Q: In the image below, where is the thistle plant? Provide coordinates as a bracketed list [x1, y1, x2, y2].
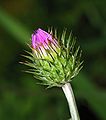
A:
[23, 28, 83, 120]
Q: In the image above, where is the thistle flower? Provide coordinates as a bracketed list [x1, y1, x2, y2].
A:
[23, 28, 83, 120]
[23, 28, 83, 88]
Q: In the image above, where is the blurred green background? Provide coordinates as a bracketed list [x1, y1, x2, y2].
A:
[0, 0, 106, 120]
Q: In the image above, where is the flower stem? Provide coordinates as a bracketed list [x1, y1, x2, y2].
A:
[62, 83, 80, 120]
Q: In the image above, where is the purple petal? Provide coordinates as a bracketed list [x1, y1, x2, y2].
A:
[32, 28, 53, 49]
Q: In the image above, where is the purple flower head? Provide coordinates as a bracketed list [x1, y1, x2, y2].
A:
[24, 28, 83, 87]
[32, 28, 57, 49]
[31, 28, 59, 59]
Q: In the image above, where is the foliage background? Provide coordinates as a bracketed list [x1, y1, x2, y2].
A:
[0, 0, 106, 120]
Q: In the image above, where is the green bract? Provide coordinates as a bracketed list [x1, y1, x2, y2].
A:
[23, 29, 83, 88]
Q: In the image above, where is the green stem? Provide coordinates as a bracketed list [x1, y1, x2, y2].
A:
[62, 83, 80, 120]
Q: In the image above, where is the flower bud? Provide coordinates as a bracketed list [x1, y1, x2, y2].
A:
[23, 28, 83, 88]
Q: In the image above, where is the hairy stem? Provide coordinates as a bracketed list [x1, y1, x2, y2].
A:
[62, 83, 80, 120]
